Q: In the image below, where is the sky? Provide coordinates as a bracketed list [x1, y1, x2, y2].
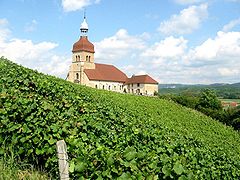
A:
[0, 0, 240, 84]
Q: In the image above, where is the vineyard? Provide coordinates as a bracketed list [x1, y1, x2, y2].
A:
[1, 57, 240, 179]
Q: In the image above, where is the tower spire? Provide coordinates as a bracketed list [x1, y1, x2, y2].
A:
[80, 10, 88, 36]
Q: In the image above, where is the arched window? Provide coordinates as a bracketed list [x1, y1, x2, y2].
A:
[86, 56, 88, 62]
[76, 73, 79, 79]
[78, 55, 80, 61]
[108, 85, 111, 90]
[89, 56, 91, 62]
[103, 85, 105, 89]
[95, 85, 98, 89]
[76, 56, 77, 61]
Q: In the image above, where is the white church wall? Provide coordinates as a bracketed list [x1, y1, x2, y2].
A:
[90, 80, 125, 93]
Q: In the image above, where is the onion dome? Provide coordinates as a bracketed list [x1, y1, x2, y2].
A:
[80, 18, 88, 32]
[80, 12, 88, 36]
[72, 36, 95, 53]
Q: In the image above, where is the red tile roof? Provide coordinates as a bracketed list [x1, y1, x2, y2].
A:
[84, 63, 128, 82]
[72, 36, 95, 53]
[230, 102, 238, 107]
[125, 75, 158, 84]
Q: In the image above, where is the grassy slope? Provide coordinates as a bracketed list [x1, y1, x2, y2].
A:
[1, 58, 240, 179]
[0, 157, 49, 180]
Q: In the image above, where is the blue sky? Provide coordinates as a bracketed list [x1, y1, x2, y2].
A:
[0, 0, 240, 84]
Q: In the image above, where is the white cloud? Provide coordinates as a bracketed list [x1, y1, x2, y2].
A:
[188, 31, 240, 62]
[37, 55, 71, 77]
[123, 36, 189, 83]
[128, 30, 240, 84]
[181, 31, 240, 82]
[94, 27, 240, 83]
[218, 68, 239, 76]
[24, 19, 38, 32]
[0, 18, 70, 78]
[141, 36, 187, 59]
[174, 0, 205, 5]
[158, 3, 208, 35]
[222, 18, 240, 32]
[62, 0, 100, 12]
[94, 29, 146, 62]
[1, 39, 58, 63]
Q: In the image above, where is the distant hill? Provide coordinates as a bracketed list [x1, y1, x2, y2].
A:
[159, 82, 240, 98]
[159, 82, 240, 89]
[1, 58, 240, 179]
[230, 82, 240, 88]
[159, 84, 203, 89]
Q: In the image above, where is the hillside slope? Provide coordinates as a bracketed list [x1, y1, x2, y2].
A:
[1, 58, 240, 179]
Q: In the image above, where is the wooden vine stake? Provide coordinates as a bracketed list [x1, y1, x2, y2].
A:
[57, 140, 69, 180]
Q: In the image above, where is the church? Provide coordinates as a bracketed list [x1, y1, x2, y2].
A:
[66, 16, 158, 96]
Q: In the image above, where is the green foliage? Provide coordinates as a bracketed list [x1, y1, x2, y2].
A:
[197, 89, 222, 110]
[159, 89, 240, 130]
[159, 94, 199, 109]
[1, 58, 240, 179]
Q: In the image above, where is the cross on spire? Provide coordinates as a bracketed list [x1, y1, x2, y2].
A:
[84, 9, 86, 19]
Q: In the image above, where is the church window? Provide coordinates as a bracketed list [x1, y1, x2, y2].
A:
[108, 85, 111, 90]
[95, 85, 98, 89]
[137, 83, 140, 87]
[86, 56, 88, 61]
[76, 73, 79, 79]
[89, 56, 91, 62]
[78, 55, 80, 61]
[76, 56, 77, 61]
[103, 85, 105, 89]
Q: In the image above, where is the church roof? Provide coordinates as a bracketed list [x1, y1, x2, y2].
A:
[84, 63, 128, 82]
[72, 36, 94, 53]
[125, 75, 158, 84]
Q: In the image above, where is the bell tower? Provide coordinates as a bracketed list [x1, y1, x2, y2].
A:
[67, 12, 95, 84]
[72, 12, 95, 69]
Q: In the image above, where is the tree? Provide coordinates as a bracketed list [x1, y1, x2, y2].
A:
[197, 89, 222, 110]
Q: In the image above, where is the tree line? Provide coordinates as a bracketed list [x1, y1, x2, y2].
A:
[159, 84, 240, 99]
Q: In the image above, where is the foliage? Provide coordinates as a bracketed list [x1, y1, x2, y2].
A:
[1, 58, 240, 179]
[159, 94, 199, 109]
[159, 90, 240, 130]
[197, 89, 222, 110]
